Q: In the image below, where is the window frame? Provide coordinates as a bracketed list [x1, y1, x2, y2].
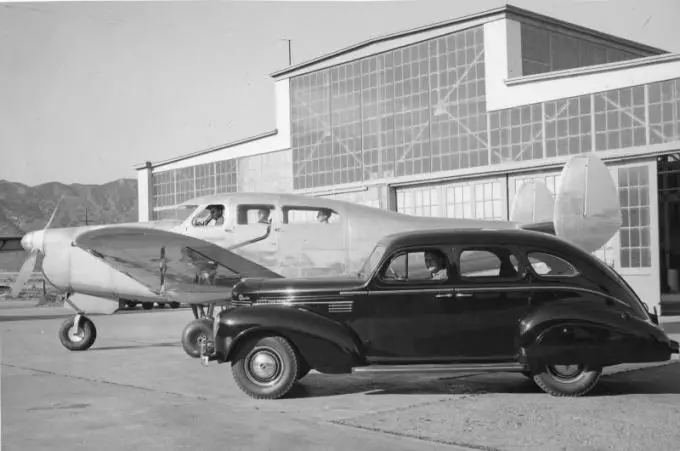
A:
[235, 204, 276, 225]
[281, 205, 339, 224]
[453, 245, 525, 282]
[524, 250, 581, 279]
[377, 245, 452, 286]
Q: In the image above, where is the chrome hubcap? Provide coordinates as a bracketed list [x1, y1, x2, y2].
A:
[548, 364, 584, 382]
[247, 349, 281, 384]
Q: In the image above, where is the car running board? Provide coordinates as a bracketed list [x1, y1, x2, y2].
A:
[351, 362, 524, 374]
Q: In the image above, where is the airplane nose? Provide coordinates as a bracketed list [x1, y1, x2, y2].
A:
[20, 233, 33, 251]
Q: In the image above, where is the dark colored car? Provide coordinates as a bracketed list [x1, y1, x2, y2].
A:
[199, 228, 679, 400]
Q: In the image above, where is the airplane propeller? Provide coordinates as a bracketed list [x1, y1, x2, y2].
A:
[159, 246, 167, 293]
[10, 195, 65, 298]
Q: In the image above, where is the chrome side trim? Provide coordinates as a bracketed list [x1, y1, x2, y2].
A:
[352, 362, 523, 374]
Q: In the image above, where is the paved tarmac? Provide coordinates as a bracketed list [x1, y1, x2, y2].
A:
[2, 300, 680, 451]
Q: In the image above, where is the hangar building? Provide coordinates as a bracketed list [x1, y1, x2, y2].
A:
[134, 4, 680, 313]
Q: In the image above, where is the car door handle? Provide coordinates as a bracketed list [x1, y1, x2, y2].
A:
[435, 292, 454, 298]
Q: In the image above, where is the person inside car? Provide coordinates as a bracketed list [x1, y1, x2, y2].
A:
[424, 251, 448, 280]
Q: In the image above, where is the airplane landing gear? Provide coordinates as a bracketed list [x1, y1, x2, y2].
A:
[181, 303, 216, 358]
[58, 314, 97, 351]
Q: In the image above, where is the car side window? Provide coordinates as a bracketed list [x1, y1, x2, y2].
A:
[527, 252, 579, 277]
[381, 249, 449, 283]
[458, 247, 520, 279]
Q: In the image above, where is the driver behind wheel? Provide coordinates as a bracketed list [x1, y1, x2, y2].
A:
[424, 251, 448, 280]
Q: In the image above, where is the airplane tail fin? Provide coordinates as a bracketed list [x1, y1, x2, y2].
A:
[512, 153, 622, 254]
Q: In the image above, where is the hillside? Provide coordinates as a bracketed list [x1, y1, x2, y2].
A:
[0, 178, 138, 272]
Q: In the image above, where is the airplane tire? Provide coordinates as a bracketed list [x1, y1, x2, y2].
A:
[231, 335, 299, 400]
[58, 317, 97, 351]
[181, 318, 213, 358]
[142, 302, 154, 310]
[532, 364, 601, 397]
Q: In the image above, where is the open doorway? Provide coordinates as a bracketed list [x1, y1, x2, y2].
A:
[658, 153, 680, 314]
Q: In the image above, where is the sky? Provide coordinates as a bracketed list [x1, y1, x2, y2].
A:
[1, 0, 679, 187]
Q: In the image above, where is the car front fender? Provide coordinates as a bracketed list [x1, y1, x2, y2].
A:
[517, 301, 673, 368]
[218, 305, 365, 374]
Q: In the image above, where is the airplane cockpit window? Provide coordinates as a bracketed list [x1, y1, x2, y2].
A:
[283, 206, 339, 224]
[191, 204, 226, 227]
[236, 204, 275, 225]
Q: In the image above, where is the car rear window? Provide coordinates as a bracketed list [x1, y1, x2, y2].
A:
[527, 252, 579, 277]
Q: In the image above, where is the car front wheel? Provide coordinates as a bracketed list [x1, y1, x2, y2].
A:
[532, 364, 601, 397]
[231, 335, 299, 400]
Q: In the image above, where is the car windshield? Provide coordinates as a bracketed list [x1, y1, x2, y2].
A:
[357, 243, 387, 281]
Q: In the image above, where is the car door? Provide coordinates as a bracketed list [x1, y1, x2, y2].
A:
[444, 245, 533, 360]
[349, 245, 470, 363]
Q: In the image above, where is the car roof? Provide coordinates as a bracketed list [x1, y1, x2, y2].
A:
[379, 228, 584, 256]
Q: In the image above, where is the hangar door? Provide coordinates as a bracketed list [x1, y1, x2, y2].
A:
[508, 160, 660, 311]
[395, 177, 508, 221]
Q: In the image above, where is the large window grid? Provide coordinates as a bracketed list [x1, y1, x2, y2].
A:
[291, 24, 680, 191]
[291, 25, 487, 190]
[396, 178, 505, 221]
[520, 22, 642, 76]
[618, 166, 652, 268]
[150, 158, 239, 218]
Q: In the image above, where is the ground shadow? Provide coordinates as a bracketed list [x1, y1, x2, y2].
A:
[89, 342, 181, 351]
[283, 363, 680, 399]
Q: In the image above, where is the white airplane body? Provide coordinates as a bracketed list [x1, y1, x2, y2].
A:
[2, 153, 623, 356]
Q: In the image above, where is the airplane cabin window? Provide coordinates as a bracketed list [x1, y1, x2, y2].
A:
[527, 252, 579, 277]
[283, 207, 338, 224]
[458, 248, 520, 278]
[382, 250, 449, 282]
[236, 204, 275, 225]
[191, 204, 226, 227]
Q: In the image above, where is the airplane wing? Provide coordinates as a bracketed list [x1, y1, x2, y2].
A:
[0, 236, 23, 253]
[72, 226, 284, 304]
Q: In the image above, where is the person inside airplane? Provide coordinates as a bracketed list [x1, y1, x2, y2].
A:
[257, 208, 271, 224]
[316, 208, 331, 223]
[424, 251, 448, 280]
[201, 204, 224, 226]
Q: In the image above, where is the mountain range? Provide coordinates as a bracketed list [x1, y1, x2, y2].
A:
[0, 178, 138, 273]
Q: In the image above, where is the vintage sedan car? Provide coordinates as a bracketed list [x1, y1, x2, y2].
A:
[199, 228, 679, 400]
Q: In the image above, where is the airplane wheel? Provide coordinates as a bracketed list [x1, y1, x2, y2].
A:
[141, 302, 154, 310]
[181, 318, 213, 358]
[231, 335, 299, 400]
[58, 317, 97, 351]
[532, 364, 601, 397]
[170, 302, 180, 309]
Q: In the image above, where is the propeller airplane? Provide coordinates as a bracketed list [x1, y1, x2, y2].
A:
[1, 153, 622, 358]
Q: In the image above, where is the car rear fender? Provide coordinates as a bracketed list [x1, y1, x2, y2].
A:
[220, 305, 365, 373]
[518, 301, 670, 368]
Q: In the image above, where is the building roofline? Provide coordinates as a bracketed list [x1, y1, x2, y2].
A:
[270, 4, 666, 79]
[133, 129, 279, 171]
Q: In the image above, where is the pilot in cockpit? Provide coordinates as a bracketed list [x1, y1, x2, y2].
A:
[199, 204, 224, 226]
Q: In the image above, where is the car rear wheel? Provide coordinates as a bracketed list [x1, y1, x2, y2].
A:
[231, 335, 299, 400]
[532, 364, 601, 397]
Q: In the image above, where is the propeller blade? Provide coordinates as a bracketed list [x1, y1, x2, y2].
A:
[10, 251, 38, 298]
[43, 194, 65, 231]
[159, 246, 167, 293]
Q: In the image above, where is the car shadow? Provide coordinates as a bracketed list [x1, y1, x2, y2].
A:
[285, 364, 680, 399]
